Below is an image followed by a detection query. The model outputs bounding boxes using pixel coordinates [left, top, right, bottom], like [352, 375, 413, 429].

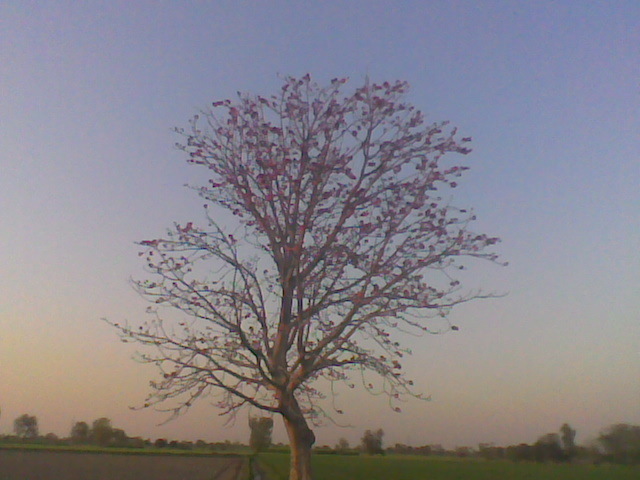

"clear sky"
[1, 1, 638, 449]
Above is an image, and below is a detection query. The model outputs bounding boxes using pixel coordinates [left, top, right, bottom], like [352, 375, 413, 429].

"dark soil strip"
[0, 449, 242, 480]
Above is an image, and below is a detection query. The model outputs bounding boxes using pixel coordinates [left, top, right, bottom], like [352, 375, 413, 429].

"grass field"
[2, 447, 639, 479]
[258, 452, 640, 480]
[0, 447, 247, 480]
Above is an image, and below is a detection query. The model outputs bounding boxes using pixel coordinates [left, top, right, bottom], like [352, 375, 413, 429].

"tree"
[154, 438, 168, 448]
[533, 433, 564, 462]
[507, 443, 534, 462]
[109, 75, 501, 480]
[14, 414, 38, 439]
[598, 423, 640, 464]
[361, 428, 385, 455]
[91, 417, 113, 446]
[111, 428, 129, 447]
[43, 432, 59, 445]
[479, 443, 504, 460]
[560, 423, 576, 459]
[249, 416, 274, 452]
[70, 421, 90, 444]
[335, 437, 350, 454]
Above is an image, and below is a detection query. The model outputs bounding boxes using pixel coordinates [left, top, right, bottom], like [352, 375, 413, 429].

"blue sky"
[1, 1, 638, 448]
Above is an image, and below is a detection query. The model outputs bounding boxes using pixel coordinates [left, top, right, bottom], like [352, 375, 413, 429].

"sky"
[1, 0, 638, 449]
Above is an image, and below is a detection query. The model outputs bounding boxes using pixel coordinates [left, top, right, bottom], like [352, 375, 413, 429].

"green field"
[2, 447, 639, 479]
[259, 453, 640, 480]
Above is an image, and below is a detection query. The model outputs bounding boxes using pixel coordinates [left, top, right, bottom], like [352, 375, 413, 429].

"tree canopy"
[361, 428, 385, 455]
[14, 414, 38, 439]
[92, 417, 114, 447]
[249, 416, 274, 452]
[598, 424, 640, 464]
[110, 75, 501, 480]
[70, 421, 90, 444]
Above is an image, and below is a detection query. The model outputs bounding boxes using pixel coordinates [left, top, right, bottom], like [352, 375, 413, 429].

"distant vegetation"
[2, 413, 249, 453]
[249, 416, 274, 453]
[3, 414, 640, 466]
[361, 429, 385, 455]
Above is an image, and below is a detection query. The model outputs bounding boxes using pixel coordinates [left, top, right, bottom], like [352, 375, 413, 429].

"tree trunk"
[280, 399, 315, 480]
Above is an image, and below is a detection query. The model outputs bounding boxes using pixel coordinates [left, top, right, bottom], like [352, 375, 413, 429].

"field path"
[249, 455, 271, 480]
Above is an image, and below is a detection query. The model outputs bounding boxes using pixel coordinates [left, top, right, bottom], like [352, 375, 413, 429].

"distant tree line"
[4, 415, 137, 448]
[3, 413, 640, 465]
[477, 423, 576, 463]
[329, 423, 640, 465]
[476, 423, 640, 465]
[1, 413, 245, 452]
[68, 418, 128, 447]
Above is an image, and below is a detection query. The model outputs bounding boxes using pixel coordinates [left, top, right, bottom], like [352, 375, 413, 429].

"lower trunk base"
[283, 415, 315, 480]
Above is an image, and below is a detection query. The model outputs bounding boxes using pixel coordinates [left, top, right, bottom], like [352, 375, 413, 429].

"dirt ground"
[0, 449, 247, 480]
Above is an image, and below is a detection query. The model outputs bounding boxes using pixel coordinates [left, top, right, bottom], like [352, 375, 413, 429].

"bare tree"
[109, 75, 501, 479]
